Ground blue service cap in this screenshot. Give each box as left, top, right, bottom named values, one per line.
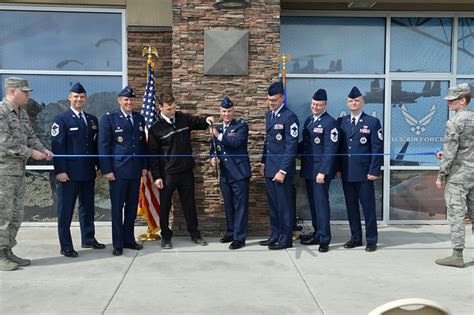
left=119, top=86, right=136, bottom=98
left=348, top=86, right=362, bottom=99
left=312, top=89, right=327, bottom=101
left=220, top=96, right=234, bottom=108
left=268, top=82, right=284, bottom=96
left=70, top=82, right=86, bottom=94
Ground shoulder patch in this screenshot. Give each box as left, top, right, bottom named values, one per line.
left=330, top=128, right=338, bottom=143
left=378, top=128, right=383, bottom=141
left=51, top=122, right=60, bottom=137
left=290, top=122, right=298, bottom=138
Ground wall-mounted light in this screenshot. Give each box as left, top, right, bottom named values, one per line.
left=213, top=0, right=251, bottom=9
left=347, top=1, right=376, bottom=9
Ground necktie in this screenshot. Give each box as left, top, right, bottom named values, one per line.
left=78, top=112, right=87, bottom=128
left=170, top=118, right=175, bottom=126
left=223, top=124, right=227, bottom=134
left=271, top=112, right=275, bottom=120
left=127, top=115, right=134, bottom=127
left=351, top=117, right=356, bottom=132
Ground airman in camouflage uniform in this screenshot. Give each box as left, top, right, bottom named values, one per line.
left=0, top=77, right=52, bottom=271
left=435, top=83, right=473, bottom=268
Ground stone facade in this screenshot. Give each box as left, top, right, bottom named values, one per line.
left=169, top=0, right=281, bottom=236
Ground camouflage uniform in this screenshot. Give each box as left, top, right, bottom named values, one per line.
left=437, top=108, right=474, bottom=249
left=0, top=98, right=47, bottom=251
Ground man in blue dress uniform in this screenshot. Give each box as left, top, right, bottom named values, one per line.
left=259, top=82, right=299, bottom=250
left=299, top=89, right=339, bottom=253
left=51, top=82, right=105, bottom=258
left=210, top=96, right=251, bottom=250
left=98, top=86, right=148, bottom=256
left=337, top=86, right=383, bottom=252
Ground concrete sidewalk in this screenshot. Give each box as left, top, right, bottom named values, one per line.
left=0, top=225, right=472, bottom=315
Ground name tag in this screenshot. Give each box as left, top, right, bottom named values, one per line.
left=69, top=127, right=78, bottom=131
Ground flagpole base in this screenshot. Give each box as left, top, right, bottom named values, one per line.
left=137, top=232, right=161, bottom=241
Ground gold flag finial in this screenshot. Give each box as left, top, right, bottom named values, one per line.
left=278, top=53, right=292, bottom=72
left=142, top=45, right=159, bottom=64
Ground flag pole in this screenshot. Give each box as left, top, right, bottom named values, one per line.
left=138, top=44, right=161, bottom=242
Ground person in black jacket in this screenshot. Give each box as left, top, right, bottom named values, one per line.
left=148, top=91, right=213, bottom=249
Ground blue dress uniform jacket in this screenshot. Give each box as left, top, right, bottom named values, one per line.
left=299, top=112, right=339, bottom=245
left=98, top=111, right=148, bottom=179
left=51, top=109, right=100, bottom=251
left=98, top=110, right=148, bottom=250
left=210, top=119, right=251, bottom=242
left=300, top=112, right=339, bottom=180
left=337, top=112, right=383, bottom=181
left=51, top=109, right=99, bottom=180
left=262, top=106, right=299, bottom=246
left=211, top=119, right=251, bottom=183
left=337, top=112, right=383, bottom=246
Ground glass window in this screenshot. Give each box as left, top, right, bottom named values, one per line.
left=285, top=78, right=385, bottom=128
left=390, top=171, right=446, bottom=220
left=281, top=17, right=385, bottom=74
left=457, top=18, right=474, bottom=75
left=390, top=81, right=449, bottom=166
left=391, top=18, right=452, bottom=73
left=0, top=10, right=122, bottom=71
left=24, top=170, right=111, bottom=222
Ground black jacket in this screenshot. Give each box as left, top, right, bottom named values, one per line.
left=148, top=111, right=208, bottom=179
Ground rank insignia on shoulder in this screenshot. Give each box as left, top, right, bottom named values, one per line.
left=51, top=122, right=60, bottom=137
left=378, top=128, right=383, bottom=140
left=290, top=122, right=298, bottom=138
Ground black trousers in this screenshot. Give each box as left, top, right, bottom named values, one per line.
left=159, top=170, right=201, bottom=240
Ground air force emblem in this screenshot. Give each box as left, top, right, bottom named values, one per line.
left=401, top=104, right=436, bottom=136
left=51, top=122, right=59, bottom=137
left=290, top=122, right=298, bottom=138
left=330, top=128, right=338, bottom=143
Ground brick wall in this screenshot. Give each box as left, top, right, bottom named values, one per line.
left=170, top=0, right=281, bottom=236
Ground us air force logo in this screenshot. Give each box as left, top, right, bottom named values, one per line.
left=290, top=122, right=298, bottom=138
left=276, top=133, right=283, bottom=141
left=377, top=128, right=383, bottom=141
left=314, top=137, right=320, bottom=144
left=401, top=104, right=436, bottom=136
left=51, top=123, right=59, bottom=137
left=330, top=128, right=338, bottom=143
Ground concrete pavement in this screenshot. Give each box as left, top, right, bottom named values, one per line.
left=1, top=225, right=473, bottom=314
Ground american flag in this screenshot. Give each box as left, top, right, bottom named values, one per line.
left=137, top=62, right=160, bottom=232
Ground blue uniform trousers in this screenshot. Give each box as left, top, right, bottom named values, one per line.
left=265, top=176, right=294, bottom=246
left=57, top=180, right=96, bottom=251
left=221, top=178, right=249, bottom=242
left=305, top=179, right=332, bottom=245
left=342, top=180, right=378, bottom=245
left=109, top=178, right=140, bottom=249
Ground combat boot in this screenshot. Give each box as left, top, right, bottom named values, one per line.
left=6, top=248, right=31, bottom=266
left=435, top=249, right=464, bottom=268
left=0, top=249, right=19, bottom=271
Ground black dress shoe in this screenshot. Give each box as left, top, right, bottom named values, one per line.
left=60, top=249, right=78, bottom=258
left=229, top=240, right=245, bottom=250
left=113, top=248, right=123, bottom=256
left=192, top=237, right=208, bottom=246
left=81, top=241, right=106, bottom=249
left=319, top=244, right=329, bottom=253
left=161, top=239, right=173, bottom=249
left=365, top=244, right=377, bottom=252
left=220, top=235, right=234, bottom=243
left=343, top=240, right=363, bottom=249
left=259, top=238, right=277, bottom=246
left=124, top=243, right=143, bottom=250
left=268, top=243, right=293, bottom=250
left=300, top=237, right=320, bottom=245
